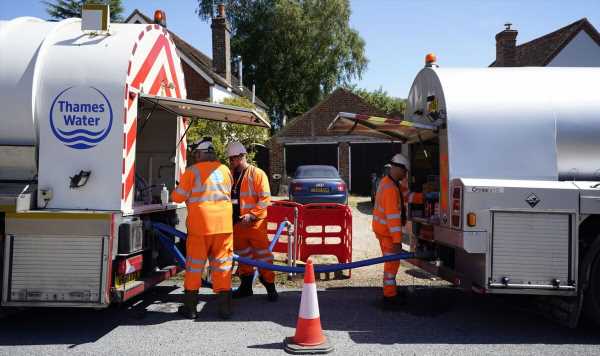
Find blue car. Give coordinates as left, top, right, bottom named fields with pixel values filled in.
left=288, top=165, right=348, bottom=205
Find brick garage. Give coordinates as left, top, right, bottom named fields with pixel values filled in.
left=267, top=88, right=404, bottom=195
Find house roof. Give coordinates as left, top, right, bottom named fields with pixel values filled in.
left=490, top=18, right=600, bottom=67
left=124, top=9, right=267, bottom=109
left=274, top=87, right=387, bottom=138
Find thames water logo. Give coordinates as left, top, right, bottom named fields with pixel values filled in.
left=49, top=86, right=113, bottom=149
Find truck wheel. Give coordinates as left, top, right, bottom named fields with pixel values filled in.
left=584, top=252, right=600, bottom=325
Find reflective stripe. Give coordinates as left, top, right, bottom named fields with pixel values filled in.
left=383, top=279, right=397, bottom=286
left=389, top=226, right=402, bottom=233
left=190, top=165, right=202, bottom=186
left=384, top=272, right=396, bottom=278
left=373, top=216, right=387, bottom=225
left=192, top=183, right=232, bottom=193
left=239, top=190, right=269, bottom=198
left=383, top=252, right=396, bottom=256
left=174, top=187, right=190, bottom=198
left=188, top=193, right=231, bottom=203
left=387, top=213, right=401, bottom=219
left=209, top=256, right=233, bottom=263
left=254, top=248, right=270, bottom=256
left=209, top=265, right=232, bottom=272
left=187, top=257, right=206, bottom=265
left=241, top=203, right=256, bottom=209
left=186, top=266, right=203, bottom=273
left=257, top=202, right=270, bottom=208
left=375, top=205, right=385, bottom=212
left=234, top=247, right=253, bottom=255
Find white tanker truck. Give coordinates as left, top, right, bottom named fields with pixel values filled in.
left=0, top=12, right=268, bottom=308
left=330, top=59, right=600, bottom=327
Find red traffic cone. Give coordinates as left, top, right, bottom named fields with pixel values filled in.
left=284, top=260, right=334, bottom=354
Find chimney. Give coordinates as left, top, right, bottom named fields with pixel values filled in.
left=212, top=4, right=232, bottom=84
left=495, top=23, right=518, bottom=66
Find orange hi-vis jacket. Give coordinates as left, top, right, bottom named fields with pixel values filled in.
left=171, top=161, right=233, bottom=235
left=372, top=175, right=406, bottom=244
left=238, top=165, right=271, bottom=219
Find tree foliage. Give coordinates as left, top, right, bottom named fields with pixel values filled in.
left=348, top=86, right=406, bottom=117
left=43, top=0, right=124, bottom=21
left=186, top=96, right=270, bottom=163
left=196, top=0, right=367, bottom=129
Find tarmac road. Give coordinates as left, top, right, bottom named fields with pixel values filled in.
left=1, top=198, right=599, bottom=355
left=1, top=282, right=600, bottom=356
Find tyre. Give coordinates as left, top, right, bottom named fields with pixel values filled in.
left=584, top=251, right=600, bottom=325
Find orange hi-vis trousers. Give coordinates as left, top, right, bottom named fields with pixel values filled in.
left=184, top=233, right=233, bottom=293
left=376, top=233, right=400, bottom=297
left=233, top=221, right=275, bottom=283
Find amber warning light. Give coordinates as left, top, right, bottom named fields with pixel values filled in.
left=154, top=10, right=167, bottom=27
left=425, top=53, right=438, bottom=67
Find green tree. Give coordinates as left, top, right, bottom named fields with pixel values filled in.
left=186, top=96, right=270, bottom=163
left=348, top=86, right=406, bottom=117
left=43, top=0, right=124, bottom=22
left=196, top=0, right=367, bottom=129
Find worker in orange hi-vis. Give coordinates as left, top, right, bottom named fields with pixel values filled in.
left=171, top=137, right=235, bottom=320
left=372, top=153, right=409, bottom=310
left=226, top=141, right=278, bottom=302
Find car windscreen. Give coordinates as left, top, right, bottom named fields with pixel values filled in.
left=294, top=166, right=339, bottom=179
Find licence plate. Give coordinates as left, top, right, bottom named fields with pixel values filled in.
left=310, top=187, right=330, bottom=193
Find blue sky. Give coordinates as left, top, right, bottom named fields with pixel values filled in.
left=2, top=0, right=599, bottom=97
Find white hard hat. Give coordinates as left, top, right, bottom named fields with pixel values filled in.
left=390, top=153, right=409, bottom=168
left=226, top=141, right=247, bottom=157
left=191, top=137, right=214, bottom=151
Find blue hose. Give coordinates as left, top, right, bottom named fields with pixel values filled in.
left=151, top=222, right=417, bottom=273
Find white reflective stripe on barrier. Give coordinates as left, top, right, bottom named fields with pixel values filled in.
left=298, top=283, right=320, bottom=319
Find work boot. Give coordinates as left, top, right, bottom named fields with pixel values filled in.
left=232, top=275, right=254, bottom=299
left=260, top=276, right=279, bottom=302
left=178, top=290, right=198, bottom=319
left=217, top=291, right=232, bottom=320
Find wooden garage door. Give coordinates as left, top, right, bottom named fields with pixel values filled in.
left=285, top=144, right=338, bottom=177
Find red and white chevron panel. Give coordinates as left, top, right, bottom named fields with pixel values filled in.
left=121, top=25, right=187, bottom=211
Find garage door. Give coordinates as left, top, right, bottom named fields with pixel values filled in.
left=285, top=144, right=338, bottom=177
left=350, top=142, right=402, bottom=195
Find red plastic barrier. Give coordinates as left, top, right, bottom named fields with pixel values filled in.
left=267, top=201, right=353, bottom=276
left=297, top=203, right=352, bottom=276
left=267, top=200, right=301, bottom=254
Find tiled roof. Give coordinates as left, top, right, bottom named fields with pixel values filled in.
left=124, top=9, right=267, bottom=109
left=490, top=18, right=600, bottom=67
left=274, top=87, right=387, bottom=138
